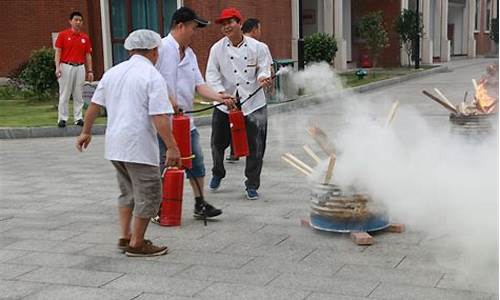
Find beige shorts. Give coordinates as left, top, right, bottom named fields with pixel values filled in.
left=111, top=161, right=161, bottom=219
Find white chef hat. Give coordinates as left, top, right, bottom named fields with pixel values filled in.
left=124, top=29, right=162, bottom=50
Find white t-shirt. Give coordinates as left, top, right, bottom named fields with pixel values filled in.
left=91, top=54, right=173, bottom=166
left=206, top=36, right=271, bottom=116
left=156, top=34, right=204, bottom=130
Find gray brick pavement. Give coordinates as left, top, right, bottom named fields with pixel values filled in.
left=0, top=58, right=497, bottom=299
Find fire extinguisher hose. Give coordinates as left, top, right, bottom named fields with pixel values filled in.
left=184, top=73, right=279, bottom=114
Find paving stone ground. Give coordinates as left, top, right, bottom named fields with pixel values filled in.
left=0, top=58, right=498, bottom=299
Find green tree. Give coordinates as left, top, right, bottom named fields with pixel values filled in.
left=304, top=32, right=338, bottom=64
left=18, top=47, right=58, bottom=100
left=358, top=11, right=389, bottom=68
left=394, top=9, right=424, bottom=67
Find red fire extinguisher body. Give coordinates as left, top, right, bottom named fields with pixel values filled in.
left=160, top=168, right=184, bottom=226
left=229, top=110, right=249, bottom=157
left=172, top=114, right=192, bottom=169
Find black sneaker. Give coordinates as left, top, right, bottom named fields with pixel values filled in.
left=194, top=202, right=222, bottom=219
left=75, top=119, right=84, bottom=126
left=57, top=120, right=66, bottom=128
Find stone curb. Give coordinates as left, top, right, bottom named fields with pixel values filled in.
left=0, top=65, right=448, bottom=139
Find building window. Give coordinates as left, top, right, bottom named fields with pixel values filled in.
left=486, top=0, right=493, bottom=32
left=474, top=0, right=481, bottom=32
left=109, top=0, right=177, bottom=65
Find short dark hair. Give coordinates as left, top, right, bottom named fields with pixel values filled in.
left=170, top=6, right=208, bottom=29
left=242, top=18, right=260, bottom=34
left=69, top=11, right=83, bottom=20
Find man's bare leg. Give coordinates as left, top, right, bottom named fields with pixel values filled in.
left=118, top=207, right=133, bottom=239
left=129, top=217, right=149, bottom=247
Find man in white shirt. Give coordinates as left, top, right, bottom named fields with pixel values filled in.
left=76, top=30, right=180, bottom=257
left=154, top=7, right=234, bottom=221
left=206, top=8, right=272, bottom=200
left=225, top=18, right=274, bottom=163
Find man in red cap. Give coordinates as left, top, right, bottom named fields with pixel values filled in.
left=206, top=8, right=273, bottom=200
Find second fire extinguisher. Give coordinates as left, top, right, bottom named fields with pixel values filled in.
left=172, top=113, right=192, bottom=169
left=229, top=109, right=249, bottom=157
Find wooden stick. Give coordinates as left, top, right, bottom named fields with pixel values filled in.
left=302, top=145, right=321, bottom=165
left=323, top=154, right=336, bottom=185
left=385, top=100, right=400, bottom=127
left=434, top=88, right=456, bottom=109
left=281, top=155, right=311, bottom=176
left=306, top=126, right=336, bottom=155
left=472, top=79, right=479, bottom=92
left=422, top=90, right=458, bottom=113
left=283, top=153, right=314, bottom=173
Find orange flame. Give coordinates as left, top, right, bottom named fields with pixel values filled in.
left=475, top=82, right=497, bottom=114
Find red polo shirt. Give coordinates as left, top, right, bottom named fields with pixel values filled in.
left=55, top=29, right=92, bottom=64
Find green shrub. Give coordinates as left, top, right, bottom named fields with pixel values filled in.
left=18, top=47, right=58, bottom=100
left=304, top=32, right=338, bottom=64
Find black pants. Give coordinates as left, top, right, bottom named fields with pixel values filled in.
left=211, top=106, right=267, bottom=190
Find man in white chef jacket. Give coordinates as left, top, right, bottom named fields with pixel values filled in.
left=206, top=7, right=272, bottom=200
left=153, top=7, right=235, bottom=222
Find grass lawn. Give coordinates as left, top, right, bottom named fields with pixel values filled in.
left=0, top=97, right=212, bottom=127
left=0, top=66, right=435, bottom=128
left=340, top=66, right=435, bottom=88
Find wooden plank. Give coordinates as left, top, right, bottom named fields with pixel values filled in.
left=422, top=90, right=458, bottom=113
left=284, top=153, right=314, bottom=173
left=307, top=126, right=336, bottom=155
left=302, top=145, right=322, bottom=165
left=281, top=155, right=311, bottom=176
left=323, top=154, right=336, bottom=185
left=385, top=100, right=400, bottom=127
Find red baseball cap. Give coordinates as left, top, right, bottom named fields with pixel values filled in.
left=215, top=8, right=243, bottom=24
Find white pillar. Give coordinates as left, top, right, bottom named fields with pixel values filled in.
left=324, top=0, right=334, bottom=35
left=100, top=0, right=113, bottom=71
left=421, top=0, right=433, bottom=64
left=433, top=0, right=441, bottom=56
left=467, top=0, right=476, bottom=58
left=291, top=0, right=299, bottom=69
left=344, top=0, right=352, bottom=61
left=440, top=0, right=451, bottom=62
left=334, top=0, right=347, bottom=70
left=400, top=0, right=409, bottom=66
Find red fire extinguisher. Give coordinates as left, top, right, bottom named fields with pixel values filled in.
left=159, top=168, right=184, bottom=226
left=229, top=109, right=249, bottom=157
left=172, top=113, right=192, bottom=169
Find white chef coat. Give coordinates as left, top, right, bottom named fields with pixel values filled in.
left=206, top=36, right=271, bottom=116
left=92, top=54, right=173, bottom=166
left=156, top=34, right=204, bottom=130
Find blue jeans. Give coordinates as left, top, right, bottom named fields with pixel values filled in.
left=158, top=129, right=205, bottom=179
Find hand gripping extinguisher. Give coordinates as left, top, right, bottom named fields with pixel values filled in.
left=159, top=168, right=184, bottom=226
left=229, top=92, right=249, bottom=157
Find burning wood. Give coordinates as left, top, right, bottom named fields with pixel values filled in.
left=422, top=64, right=498, bottom=117
left=422, top=90, right=458, bottom=113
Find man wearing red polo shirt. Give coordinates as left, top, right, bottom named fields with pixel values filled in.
left=55, top=11, right=93, bottom=128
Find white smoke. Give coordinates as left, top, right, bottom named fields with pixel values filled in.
left=277, top=62, right=499, bottom=292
